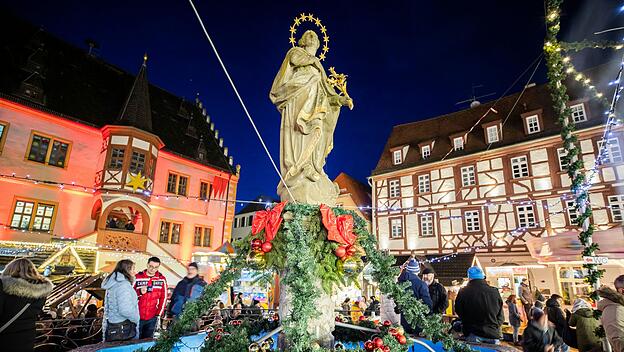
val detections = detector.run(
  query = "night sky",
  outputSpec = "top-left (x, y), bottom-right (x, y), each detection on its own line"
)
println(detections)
top-left (1, 0), bottom-right (621, 207)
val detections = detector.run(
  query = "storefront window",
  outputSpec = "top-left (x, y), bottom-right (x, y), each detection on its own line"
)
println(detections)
top-left (559, 266), bottom-right (590, 305)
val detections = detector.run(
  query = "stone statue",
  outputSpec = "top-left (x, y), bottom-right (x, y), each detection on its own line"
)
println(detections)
top-left (270, 30), bottom-right (353, 206)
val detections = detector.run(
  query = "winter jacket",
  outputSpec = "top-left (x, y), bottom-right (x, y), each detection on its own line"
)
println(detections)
top-left (598, 286), bottom-right (624, 352)
top-left (428, 281), bottom-right (448, 315)
top-left (134, 270), bottom-right (168, 321)
top-left (522, 320), bottom-right (563, 352)
top-left (0, 276), bottom-right (53, 352)
top-left (507, 299), bottom-right (522, 327)
top-left (545, 297), bottom-right (575, 347)
top-left (455, 279), bottom-right (504, 339)
top-left (169, 276), bottom-right (206, 317)
top-left (519, 283), bottom-right (534, 306)
top-left (569, 308), bottom-right (601, 352)
top-left (398, 270), bottom-right (432, 334)
top-left (101, 272), bottom-right (140, 339)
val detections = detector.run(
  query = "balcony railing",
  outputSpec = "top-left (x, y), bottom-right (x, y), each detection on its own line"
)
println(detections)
top-left (96, 229), bottom-right (148, 252)
top-left (35, 317), bottom-right (102, 351)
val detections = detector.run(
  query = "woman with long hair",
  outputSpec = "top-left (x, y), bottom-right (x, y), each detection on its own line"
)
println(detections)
top-left (0, 257), bottom-right (53, 352)
top-left (507, 294), bottom-right (522, 345)
top-left (101, 259), bottom-right (140, 342)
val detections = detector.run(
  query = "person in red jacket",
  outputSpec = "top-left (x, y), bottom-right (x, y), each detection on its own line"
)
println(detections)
top-left (133, 257), bottom-right (168, 339)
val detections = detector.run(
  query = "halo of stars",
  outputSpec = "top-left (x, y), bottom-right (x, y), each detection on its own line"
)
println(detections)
top-left (289, 13), bottom-right (330, 61)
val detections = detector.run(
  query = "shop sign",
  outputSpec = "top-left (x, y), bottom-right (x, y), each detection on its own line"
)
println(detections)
top-left (582, 256), bottom-right (609, 265)
top-left (0, 248), bottom-right (33, 257)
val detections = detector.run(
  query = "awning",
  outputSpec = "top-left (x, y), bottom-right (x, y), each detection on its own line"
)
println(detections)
top-left (526, 228), bottom-right (624, 262)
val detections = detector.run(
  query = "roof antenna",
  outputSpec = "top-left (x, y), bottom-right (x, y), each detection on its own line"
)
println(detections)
top-left (455, 84), bottom-right (496, 108)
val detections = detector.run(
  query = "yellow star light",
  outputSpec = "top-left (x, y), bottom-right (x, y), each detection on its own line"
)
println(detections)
top-left (323, 35), bottom-right (329, 43)
top-left (320, 26), bottom-right (327, 34)
top-left (315, 18), bottom-right (321, 26)
top-left (294, 17), bottom-right (301, 26)
top-left (307, 13), bottom-right (314, 21)
top-left (289, 36), bottom-right (296, 45)
top-left (289, 26), bottom-right (296, 34)
top-left (319, 53), bottom-right (326, 61)
top-left (127, 171), bottom-right (147, 192)
top-left (322, 44), bottom-right (329, 52)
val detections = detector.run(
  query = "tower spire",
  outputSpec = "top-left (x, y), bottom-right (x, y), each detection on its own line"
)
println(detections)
top-left (118, 54), bottom-right (152, 131)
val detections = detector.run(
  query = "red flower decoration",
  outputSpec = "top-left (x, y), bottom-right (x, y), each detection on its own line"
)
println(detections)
top-left (320, 204), bottom-right (357, 246)
top-left (251, 201), bottom-right (287, 241)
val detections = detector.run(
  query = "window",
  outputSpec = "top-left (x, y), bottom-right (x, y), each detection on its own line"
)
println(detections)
top-left (465, 211), bottom-right (481, 232)
top-left (159, 220), bottom-right (182, 244)
top-left (248, 215), bottom-right (253, 226)
top-left (486, 125), bottom-right (500, 143)
top-left (200, 181), bottom-right (211, 200)
top-left (566, 200), bottom-right (579, 225)
top-left (10, 199), bottom-right (56, 231)
top-left (418, 174), bottom-right (430, 193)
top-left (194, 226), bottom-right (212, 247)
top-left (166, 172), bottom-right (189, 195)
top-left (517, 205), bottom-right (537, 228)
top-left (390, 218), bottom-right (403, 238)
top-left (453, 137), bottom-right (464, 151)
top-left (26, 132), bottom-right (71, 168)
top-left (570, 103), bottom-right (587, 123)
top-left (129, 150), bottom-right (146, 174)
top-left (461, 166), bottom-right (476, 186)
top-left (598, 138), bottom-right (622, 163)
top-left (511, 156), bottom-right (529, 178)
top-left (389, 179), bottom-right (400, 198)
top-left (557, 148), bottom-right (568, 171)
top-left (108, 147), bottom-right (125, 170)
top-left (0, 121), bottom-right (9, 154)
top-left (525, 115), bottom-right (540, 134)
top-left (393, 150), bottom-right (402, 165)
top-left (421, 145), bottom-right (431, 159)
top-left (419, 213), bottom-right (434, 237)
top-left (609, 195), bottom-right (624, 222)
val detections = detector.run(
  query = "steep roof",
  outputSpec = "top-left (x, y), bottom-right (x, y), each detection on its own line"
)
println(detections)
top-left (334, 172), bottom-right (372, 220)
top-left (0, 12), bottom-right (235, 174)
top-left (236, 195), bottom-right (278, 215)
top-left (372, 63), bottom-right (618, 176)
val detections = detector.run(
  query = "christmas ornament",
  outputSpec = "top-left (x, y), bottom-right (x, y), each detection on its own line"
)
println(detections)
top-left (251, 201), bottom-right (287, 241)
top-left (261, 241), bottom-right (273, 253)
top-left (320, 204), bottom-right (356, 246)
top-left (397, 334), bottom-right (407, 345)
top-left (334, 342), bottom-right (345, 349)
top-left (383, 320), bottom-right (391, 327)
top-left (334, 246), bottom-right (347, 258)
top-left (248, 343), bottom-right (260, 352)
top-left (373, 336), bottom-right (384, 348)
top-left (214, 333), bottom-right (222, 341)
top-left (364, 340), bottom-right (374, 351)
top-left (382, 346), bottom-right (391, 352)
top-left (260, 340), bottom-right (272, 350)
top-left (342, 257), bottom-right (359, 275)
top-left (127, 171), bottom-right (147, 192)
top-left (251, 239), bottom-right (263, 251)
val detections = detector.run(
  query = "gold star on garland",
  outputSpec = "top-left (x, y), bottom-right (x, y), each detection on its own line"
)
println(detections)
top-left (127, 171), bottom-right (147, 192)
top-left (288, 13), bottom-right (330, 61)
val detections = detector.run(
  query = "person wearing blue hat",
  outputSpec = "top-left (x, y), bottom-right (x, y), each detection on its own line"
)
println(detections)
top-left (455, 266), bottom-right (504, 345)
top-left (397, 257), bottom-right (432, 335)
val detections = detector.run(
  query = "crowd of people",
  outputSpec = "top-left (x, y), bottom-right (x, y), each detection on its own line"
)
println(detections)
top-left (0, 255), bottom-right (623, 351)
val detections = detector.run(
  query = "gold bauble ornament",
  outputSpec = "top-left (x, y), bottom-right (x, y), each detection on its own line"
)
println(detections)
top-left (248, 342), bottom-right (260, 352)
top-left (396, 326), bottom-right (405, 335)
top-left (342, 257), bottom-right (359, 275)
top-left (260, 340), bottom-right (272, 351)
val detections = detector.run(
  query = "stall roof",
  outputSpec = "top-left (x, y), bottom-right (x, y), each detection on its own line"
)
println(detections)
top-left (44, 273), bottom-right (104, 310)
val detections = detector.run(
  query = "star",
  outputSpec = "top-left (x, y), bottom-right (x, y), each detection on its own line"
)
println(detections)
top-left (307, 13), bottom-right (314, 21)
top-left (289, 36), bottom-right (296, 45)
top-left (323, 35), bottom-right (329, 43)
top-left (323, 45), bottom-right (329, 52)
top-left (294, 17), bottom-right (300, 26)
top-left (299, 13), bottom-right (307, 22)
top-left (127, 171), bottom-right (147, 192)
top-left (319, 53), bottom-right (326, 61)
top-left (315, 18), bottom-right (321, 26)
top-left (289, 26), bottom-right (296, 34)
top-left (320, 26), bottom-right (327, 34)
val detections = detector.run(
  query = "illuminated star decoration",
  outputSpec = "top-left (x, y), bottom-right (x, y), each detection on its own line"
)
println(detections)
top-left (289, 12), bottom-right (330, 61)
top-left (127, 171), bottom-right (148, 192)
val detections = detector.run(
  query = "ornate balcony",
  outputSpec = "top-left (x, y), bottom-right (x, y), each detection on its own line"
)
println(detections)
top-left (96, 229), bottom-right (147, 252)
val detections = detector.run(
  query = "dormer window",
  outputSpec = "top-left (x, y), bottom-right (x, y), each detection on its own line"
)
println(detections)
top-left (570, 103), bottom-right (587, 123)
top-left (525, 115), bottom-right (540, 134)
top-left (393, 150), bottom-right (403, 165)
top-left (486, 126), bottom-right (499, 143)
top-left (421, 145), bottom-right (431, 159)
top-left (453, 137), bottom-right (464, 151)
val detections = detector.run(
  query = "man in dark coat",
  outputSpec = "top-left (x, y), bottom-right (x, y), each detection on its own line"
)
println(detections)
top-left (519, 278), bottom-right (534, 320)
top-left (397, 258), bottom-right (432, 335)
top-left (455, 266), bottom-right (504, 344)
top-left (545, 294), bottom-right (573, 351)
top-left (523, 308), bottom-right (563, 352)
top-left (168, 262), bottom-right (207, 319)
top-left (422, 268), bottom-right (448, 315)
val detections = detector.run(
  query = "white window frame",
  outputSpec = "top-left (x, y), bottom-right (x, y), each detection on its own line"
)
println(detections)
top-left (392, 150), bottom-right (402, 165)
top-left (557, 148), bottom-right (568, 171)
top-left (598, 138), bottom-right (623, 163)
top-left (517, 205), bottom-right (537, 229)
top-left (511, 155), bottom-right (529, 178)
top-left (461, 165), bottom-right (476, 187)
top-left (389, 179), bottom-right (400, 198)
top-left (570, 103), bottom-right (587, 123)
top-left (608, 195), bottom-right (624, 222)
top-left (465, 210), bottom-right (481, 232)
top-left (419, 213), bottom-right (434, 237)
top-left (390, 218), bottom-right (403, 238)
top-left (421, 145), bottom-right (431, 159)
top-left (566, 200), bottom-right (579, 225)
top-left (525, 115), bottom-right (540, 134)
top-left (486, 125), bottom-right (500, 143)
top-left (453, 137), bottom-right (464, 151)
top-left (418, 174), bottom-right (430, 193)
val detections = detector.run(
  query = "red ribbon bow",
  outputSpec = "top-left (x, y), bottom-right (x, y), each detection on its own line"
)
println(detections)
top-left (251, 201), bottom-right (287, 241)
top-left (320, 204), bottom-right (357, 246)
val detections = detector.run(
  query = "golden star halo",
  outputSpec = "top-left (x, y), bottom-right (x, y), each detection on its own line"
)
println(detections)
top-left (289, 13), bottom-right (329, 61)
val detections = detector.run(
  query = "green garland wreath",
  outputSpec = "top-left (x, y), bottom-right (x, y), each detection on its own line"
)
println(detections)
top-left (147, 204), bottom-right (471, 352)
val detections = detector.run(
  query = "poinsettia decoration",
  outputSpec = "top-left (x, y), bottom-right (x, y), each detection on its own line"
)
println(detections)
top-left (320, 204), bottom-right (358, 258)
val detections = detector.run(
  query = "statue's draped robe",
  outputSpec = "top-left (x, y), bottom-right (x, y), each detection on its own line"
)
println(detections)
top-left (270, 46), bottom-right (340, 205)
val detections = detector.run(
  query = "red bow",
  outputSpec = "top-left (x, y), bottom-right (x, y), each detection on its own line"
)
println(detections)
top-left (251, 201), bottom-right (287, 241)
top-left (320, 204), bottom-right (356, 246)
